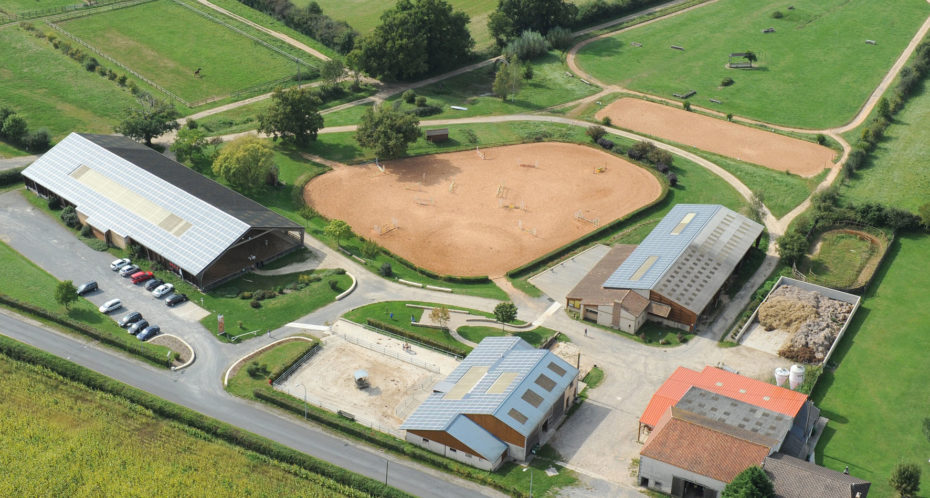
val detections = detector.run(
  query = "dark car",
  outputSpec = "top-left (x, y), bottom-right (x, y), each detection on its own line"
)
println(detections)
top-left (143, 278), bottom-right (164, 291)
top-left (76, 281), bottom-right (98, 296)
top-left (137, 325), bottom-right (160, 341)
top-left (118, 311), bottom-right (143, 328)
top-left (165, 293), bottom-right (188, 307)
top-left (128, 319), bottom-right (149, 335)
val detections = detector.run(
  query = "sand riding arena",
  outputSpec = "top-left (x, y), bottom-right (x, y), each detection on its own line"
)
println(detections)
top-left (596, 98), bottom-right (837, 177)
top-left (305, 142), bottom-right (662, 277)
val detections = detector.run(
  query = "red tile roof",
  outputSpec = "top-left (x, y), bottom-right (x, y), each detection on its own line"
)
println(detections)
top-left (640, 366), bottom-right (808, 428)
top-left (641, 408), bottom-right (771, 483)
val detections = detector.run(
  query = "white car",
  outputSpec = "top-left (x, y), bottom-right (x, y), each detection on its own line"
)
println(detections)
top-left (98, 298), bottom-right (122, 314)
top-left (152, 283), bottom-right (174, 298)
top-left (110, 258), bottom-right (131, 271)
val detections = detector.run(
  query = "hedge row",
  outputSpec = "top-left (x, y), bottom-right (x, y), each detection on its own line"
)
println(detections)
top-left (0, 167), bottom-right (24, 187)
top-left (0, 293), bottom-right (172, 368)
top-left (0, 335), bottom-right (410, 498)
top-left (366, 318), bottom-right (471, 357)
top-left (254, 389), bottom-right (530, 497)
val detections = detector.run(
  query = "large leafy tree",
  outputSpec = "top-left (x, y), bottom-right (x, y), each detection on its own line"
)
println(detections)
top-left (493, 302), bottom-right (518, 330)
top-left (171, 126), bottom-right (210, 165)
top-left (212, 136), bottom-right (277, 190)
top-left (350, 0), bottom-right (473, 80)
top-left (257, 87), bottom-right (324, 146)
top-left (115, 96), bottom-right (180, 146)
top-left (492, 56), bottom-right (524, 100)
top-left (355, 104), bottom-right (420, 159)
top-left (722, 466), bottom-right (774, 498)
top-left (324, 219), bottom-right (352, 248)
top-left (54, 280), bottom-right (79, 311)
top-left (889, 462), bottom-right (921, 498)
top-left (488, 0), bottom-right (577, 47)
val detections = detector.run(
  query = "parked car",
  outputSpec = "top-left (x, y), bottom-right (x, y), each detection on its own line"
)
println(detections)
top-left (128, 319), bottom-right (149, 335)
top-left (152, 283), bottom-right (174, 298)
top-left (118, 311), bottom-right (143, 328)
top-left (76, 281), bottom-right (98, 296)
top-left (98, 298), bottom-right (122, 314)
top-left (143, 278), bottom-right (164, 291)
top-left (137, 325), bottom-right (160, 341)
top-left (110, 258), bottom-right (131, 271)
top-left (130, 271), bottom-right (154, 284)
top-left (118, 264), bottom-right (139, 277)
top-left (165, 293), bottom-right (188, 307)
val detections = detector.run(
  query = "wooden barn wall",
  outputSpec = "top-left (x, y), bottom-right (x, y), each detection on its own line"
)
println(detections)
top-left (649, 291), bottom-right (697, 329)
top-left (465, 414), bottom-right (526, 448)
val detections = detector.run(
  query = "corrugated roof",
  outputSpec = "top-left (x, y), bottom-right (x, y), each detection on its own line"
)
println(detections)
top-left (445, 415), bottom-right (508, 462)
top-left (764, 453), bottom-right (870, 498)
top-left (401, 337), bottom-right (578, 439)
top-left (22, 134), bottom-right (299, 277)
top-left (566, 244), bottom-right (637, 305)
top-left (677, 387), bottom-right (793, 444)
top-left (641, 408), bottom-right (771, 483)
top-left (640, 366), bottom-right (808, 428)
top-left (603, 204), bottom-right (762, 314)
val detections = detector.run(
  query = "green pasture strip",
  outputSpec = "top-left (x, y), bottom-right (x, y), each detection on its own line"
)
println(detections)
top-left (59, 0), bottom-right (299, 103)
top-left (386, 52), bottom-right (600, 120)
top-left (801, 231), bottom-right (875, 289)
top-left (0, 140), bottom-right (30, 158)
top-left (205, 0), bottom-right (337, 59)
top-left (322, 102), bottom-right (374, 127)
top-left (0, 0), bottom-right (85, 15)
top-left (575, 0), bottom-right (930, 128)
top-left (813, 235), bottom-right (930, 497)
top-left (456, 325), bottom-right (558, 348)
top-left (343, 301), bottom-right (474, 355)
top-left (0, 26), bottom-right (137, 140)
top-left (226, 339), bottom-right (317, 398)
top-left (581, 365), bottom-right (604, 388)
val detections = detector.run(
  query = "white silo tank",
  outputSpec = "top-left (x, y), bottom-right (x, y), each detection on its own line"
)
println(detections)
top-left (789, 364), bottom-right (806, 390)
top-left (774, 367), bottom-right (790, 387)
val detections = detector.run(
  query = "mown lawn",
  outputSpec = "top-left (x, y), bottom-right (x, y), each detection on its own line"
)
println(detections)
top-left (813, 234), bottom-right (930, 497)
top-left (457, 325), bottom-right (561, 347)
top-left (342, 301), bottom-right (476, 354)
top-left (226, 338), bottom-right (316, 398)
top-left (0, 26), bottom-right (138, 140)
top-left (575, 0), bottom-right (930, 128)
top-left (60, 0), bottom-right (300, 103)
top-left (0, 354), bottom-right (357, 496)
top-left (801, 231), bottom-right (875, 288)
top-left (385, 52), bottom-right (600, 119)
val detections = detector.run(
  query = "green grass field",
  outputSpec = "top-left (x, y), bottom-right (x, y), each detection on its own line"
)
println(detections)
top-left (0, 0), bottom-right (82, 15)
top-left (343, 301), bottom-right (477, 354)
top-left (801, 231), bottom-right (875, 288)
top-left (0, 353), bottom-right (359, 496)
top-left (576, 0), bottom-right (930, 128)
top-left (812, 234), bottom-right (930, 497)
top-left (0, 27), bottom-right (138, 140)
top-left (456, 325), bottom-right (556, 347)
top-left (227, 339), bottom-right (316, 397)
top-left (60, 0), bottom-right (301, 103)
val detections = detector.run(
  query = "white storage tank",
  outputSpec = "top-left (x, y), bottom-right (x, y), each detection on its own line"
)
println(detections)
top-left (774, 367), bottom-right (790, 387)
top-left (789, 364), bottom-right (806, 390)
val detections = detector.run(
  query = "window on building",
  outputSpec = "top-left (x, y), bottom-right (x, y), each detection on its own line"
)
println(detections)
top-left (449, 448), bottom-right (457, 453)
top-left (422, 438), bottom-right (429, 443)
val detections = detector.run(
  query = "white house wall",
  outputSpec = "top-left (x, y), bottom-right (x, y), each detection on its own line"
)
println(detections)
top-left (639, 455), bottom-right (725, 497)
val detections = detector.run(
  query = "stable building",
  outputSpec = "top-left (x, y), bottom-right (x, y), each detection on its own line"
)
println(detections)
top-left (401, 337), bottom-right (578, 470)
top-left (567, 204), bottom-right (763, 333)
top-left (22, 133), bottom-right (304, 289)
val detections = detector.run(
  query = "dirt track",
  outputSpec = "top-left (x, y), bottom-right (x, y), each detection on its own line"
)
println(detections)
top-left (305, 142), bottom-right (662, 277)
top-left (596, 98), bottom-right (837, 177)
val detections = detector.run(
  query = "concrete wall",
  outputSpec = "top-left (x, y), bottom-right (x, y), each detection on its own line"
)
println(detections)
top-left (405, 432), bottom-right (501, 471)
top-left (639, 456), bottom-right (725, 497)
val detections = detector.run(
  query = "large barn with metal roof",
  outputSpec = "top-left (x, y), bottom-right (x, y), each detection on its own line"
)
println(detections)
top-left (567, 204), bottom-right (763, 333)
top-left (401, 337), bottom-right (579, 470)
top-left (22, 133), bottom-right (304, 290)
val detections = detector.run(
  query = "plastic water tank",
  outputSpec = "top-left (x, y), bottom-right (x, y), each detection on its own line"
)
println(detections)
top-left (789, 364), bottom-right (806, 390)
top-left (774, 367), bottom-right (790, 387)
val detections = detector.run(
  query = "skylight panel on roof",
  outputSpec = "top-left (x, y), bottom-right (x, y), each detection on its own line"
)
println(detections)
top-left (508, 408), bottom-right (528, 424)
top-left (535, 374), bottom-right (556, 392)
top-left (670, 212), bottom-right (696, 235)
top-left (444, 366), bottom-right (488, 400)
top-left (547, 362), bottom-right (566, 377)
top-left (630, 255), bottom-right (659, 281)
top-left (521, 389), bottom-right (544, 408)
top-left (487, 372), bottom-right (519, 394)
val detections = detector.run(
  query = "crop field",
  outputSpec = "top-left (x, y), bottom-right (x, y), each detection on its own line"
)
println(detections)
top-left (0, 27), bottom-right (138, 140)
top-left (0, 354), bottom-right (358, 496)
top-left (576, 0), bottom-right (930, 128)
top-left (59, 0), bottom-right (301, 103)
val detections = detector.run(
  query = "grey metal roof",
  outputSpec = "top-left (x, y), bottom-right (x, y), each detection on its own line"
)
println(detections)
top-left (676, 387), bottom-right (793, 445)
top-left (401, 337), bottom-right (578, 439)
top-left (764, 453), bottom-right (871, 498)
top-left (603, 204), bottom-right (762, 314)
top-left (446, 415), bottom-right (507, 462)
top-left (21, 133), bottom-right (298, 277)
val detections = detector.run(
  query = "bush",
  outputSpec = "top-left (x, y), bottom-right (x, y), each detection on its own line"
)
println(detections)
top-left (414, 96), bottom-right (427, 107)
top-left (379, 263), bottom-right (393, 277)
top-left (778, 230), bottom-right (809, 264)
top-left (772, 10), bottom-right (783, 19)
top-left (1, 114), bottom-right (28, 142)
top-left (682, 101), bottom-right (691, 111)
top-left (361, 240), bottom-right (380, 258)
top-left (83, 57), bottom-right (98, 71)
top-left (523, 64), bottom-right (533, 80)
top-left (721, 77), bottom-right (734, 87)
top-left (24, 128), bottom-right (51, 152)
top-left (667, 172), bottom-right (678, 186)
top-left (328, 279), bottom-right (340, 291)
top-left (117, 74), bottom-right (128, 86)
top-left (240, 291), bottom-right (253, 300)
top-left (0, 167), bottom-right (24, 187)
top-left (461, 128), bottom-right (478, 144)
top-left (247, 361), bottom-right (270, 379)
top-left (504, 30), bottom-right (549, 60)
top-left (546, 26), bottom-right (573, 51)
top-left (656, 163), bottom-right (670, 174)
top-left (405, 105), bottom-right (442, 117)
top-left (96, 65), bottom-right (108, 77)
top-left (596, 137), bottom-right (614, 150)
top-left (601, 116), bottom-right (612, 126)
top-left (402, 90), bottom-right (416, 104)
top-left (889, 462), bottom-right (921, 498)
top-left (816, 133), bottom-right (826, 145)
top-left (585, 125), bottom-right (606, 143)
top-left (80, 224), bottom-right (92, 237)
top-left (250, 299), bottom-right (261, 309)
top-left (726, 113), bottom-right (733, 121)
top-left (60, 206), bottom-right (80, 229)
top-left (47, 196), bottom-right (62, 210)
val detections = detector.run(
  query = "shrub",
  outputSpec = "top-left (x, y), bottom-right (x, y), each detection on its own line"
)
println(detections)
top-left (546, 26), bottom-right (573, 51)
top-left (83, 57), bottom-right (98, 71)
top-left (523, 64), bottom-right (533, 80)
top-left (86, 239), bottom-right (109, 251)
top-left (361, 240), bottom-right (380, 258)
top-left (246, 361), bottom-right (270, 379)
top-left (298, 205), bottom-right (317, 220)
top-left (240, 291), bottom-right (253, 300)
top-left (60, 206), bottom-right (80, 229)
top-left (596, 137), bottom-right (614, 150)
top-left (889, 462), bottom-right (921, 498)
top-left (250, 299), bottom-right (261, 309)
top-left (601, 116), bottom-right (612, 126)
top-left (585, 125), bottom-right (606, 143)
top-left (405, 105), bottom-right (442, 117)
top-left (1, 114), bottom-right (28, 142)
top-left (24, 128), bottom-right (51, 152)
top-left (461, 128), bottom-right (478, 144)
top-left (721, 77), bottom-right (734, 87)
top-left (504, 30), bottom-right (549, 60)
top-left (80, 224), bottom-right (92, 237)
top-left (379, 263), bottom-right (393, 277)
top-left (726, 113), bottom-right (733, 121)
top-left (107, 69), bottom-right (117, 81)
top-left (117, 74), bottom-right (128, 86)
top-left (816, 133), bottom-right (826, 145)
top-left (682, 101), bottom-right (691, 111)
top-left (47, 196), bottom-right (62, 210)
top-left (414, 96), bottom-right (427, 107)
top-left (656, 163), bottom-right (670, 174)
top-left (628, 140), bottom-right (653, 161)
top-left (96, 65), bottom-right (107, 77)
top-left (777, 230), bottom-right (809, 264)
top-left (402, 90), bottom-right (416, 104)
top-left (328, 279), bottom-right (339, 291)
top-left (667, 172), bottom-right (678, 186)
top-left (0, 167), bottom-right (24, 187)
top-left (772, 10), bottom-right (783, 19)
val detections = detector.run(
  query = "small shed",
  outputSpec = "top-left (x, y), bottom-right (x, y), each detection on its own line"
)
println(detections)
top-left (425, 128), bottom-right (449, 143)
top-left (353, 369), bottom-right (369, 389)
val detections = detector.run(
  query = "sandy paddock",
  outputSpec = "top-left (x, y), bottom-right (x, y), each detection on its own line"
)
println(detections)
top-left (278, 339), bottom-right (440, 430)
top-left (305, 142), bottom-right (662, 276)
top-left (596, 98), bottom-right (837, 177)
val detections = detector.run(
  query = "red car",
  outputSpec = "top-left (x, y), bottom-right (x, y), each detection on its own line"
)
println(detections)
top-left (130, 271), bottom-right (154, 284)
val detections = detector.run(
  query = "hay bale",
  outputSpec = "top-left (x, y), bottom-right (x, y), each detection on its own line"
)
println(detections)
top-left (757, 296), bottom-right (817, 333)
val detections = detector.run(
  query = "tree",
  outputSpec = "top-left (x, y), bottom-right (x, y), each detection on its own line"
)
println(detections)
top-left (546, 26), bottom-right (573, 51)
top-left (489, 0), bottom-right (577, 46)
top-left (257, 87), bottom-right (324, 146)
top-left (586, 125), bottom-right (606, 143)
top-left (324, 219), bottom-right (352, 248)
top-left (430, 305), bottom-right (451, 329)
top-left (492, 56), bottom-right (524, 100)
top-left (777, 231), bottom-right (809, 265)
top-left (355, 104), bottom-right (420, 159)
top-left (171, 126), bottom-right (209, 164)
top-left (211, 136), bottom-right (277, 190)
top-left (115, 96), bottom-right (180, 146)
top-left (1, 114), bottom-right (28, 143)
top-left (722, 466), bottom-right (774, 498)
top-left (54, 280), bottom-right (79, 311)
top-left (493, 302), bottom-right (518, 330)
top-left (877, 97), bottom-right (892, 119)
top-left (350, 0), bottom-right (473, 80)
top-left (320, 58), bottom-right (345, 89)
top-left (504, 30), bottom-right (549, 60)
top-left (889, 462), bottom-right (921, 498)
top-left (919, 202), bottom-right (930, 229)
top-left (743, 50), bottom-right (758, 68)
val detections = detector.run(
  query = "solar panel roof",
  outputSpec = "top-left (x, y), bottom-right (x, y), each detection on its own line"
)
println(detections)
top-left (22, 133), bottom-right (300, 277)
